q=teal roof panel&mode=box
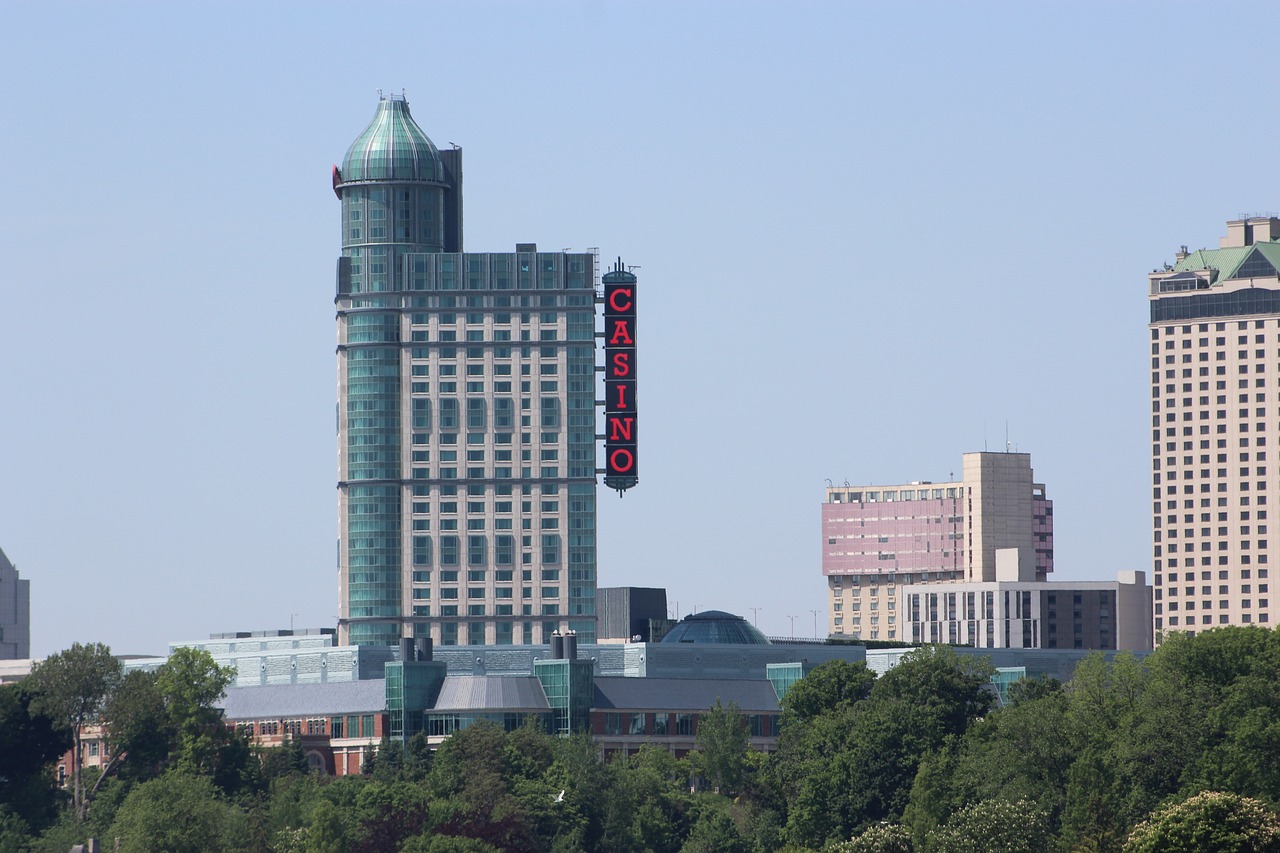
[340,98,443,183]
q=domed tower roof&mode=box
[339,96,444,184]
[659,610,772,645]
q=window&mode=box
[467,398,485,429]
[439,398,459,429]
[440,536,460,566]
[468,535,486,566]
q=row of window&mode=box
[343,292,592,310]
[237,714,377,739]
[829,488,962,503]
[411,534,563,566]
[1164,613,1270,626]
[1154,320,1272,336]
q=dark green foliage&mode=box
[770,646,993,848]
[691,700,749,795]
[779,660,875,723]
[680,799,749,853]
[0,685,70,833]
[1006,676,1062,705]
[259,736,311,782]
[351,780,430,853]
[104,771,244,853]
[401,835,502,853]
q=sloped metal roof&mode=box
[218,679,386,720]
[431,675,550,712]
[1174,243,1280,280]
[593,677,780,712]
[340,97,443,183]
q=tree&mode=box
[872,647,993,737]
[400,835,501,853]
[691,700,749,795]
[904,689,1074,844]
[779,659,876,724]
[0,685,71,833]
[679,803,748,853]
[771,646,995,848]
[1124,791,1280,853]
[305,798,351,853]
[155,646,236,777]
[924,798,1050,853]
[830,822,914,853]
[25,642,121,820]
[351,780,431,853]
[88,669,173,802]
[104,771,243,853]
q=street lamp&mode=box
[749,607,761,626]
[787,615,798,637]
[810,609,820,638]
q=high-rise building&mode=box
[1146,216,1280,638]
[334,96,601,647]
[821,452,1151,649]
[0,545,31,660]
[823,452,1054,584]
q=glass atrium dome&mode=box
[659,610,771,645]
[339,96,444,183]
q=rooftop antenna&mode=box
[377,88,383,99]
[1005,421,1011,453]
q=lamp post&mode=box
[810,609,820,638]
[749,607,761,626]
[787,615,798,637]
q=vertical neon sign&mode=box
[602,259,638,494]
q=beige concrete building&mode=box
[822,452,1152,650]
[1147,216,1280,639]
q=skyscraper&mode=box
[0,545,30,660]
[1147,216,1280,638]
[334,96,601,647]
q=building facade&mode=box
[822,452,1053,582]
[334,96,600,647]
[1147,217,1280,638]
[822,452,1053,640]
[0,546,31,660]
[821,452,1151,649]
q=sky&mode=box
[1,1,1277,657]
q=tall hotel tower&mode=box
[334,96,601,647]
[1147,216,1280,637]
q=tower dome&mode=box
[339,96,444,184]
[659,610,772,645]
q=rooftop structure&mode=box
[658,610,771,645]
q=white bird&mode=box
[554,789,565,803]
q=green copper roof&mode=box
[1174,243,1280,281]
[340,98,443,183]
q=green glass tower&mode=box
[335,96,598,647]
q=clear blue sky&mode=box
[1,2,1276,656]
